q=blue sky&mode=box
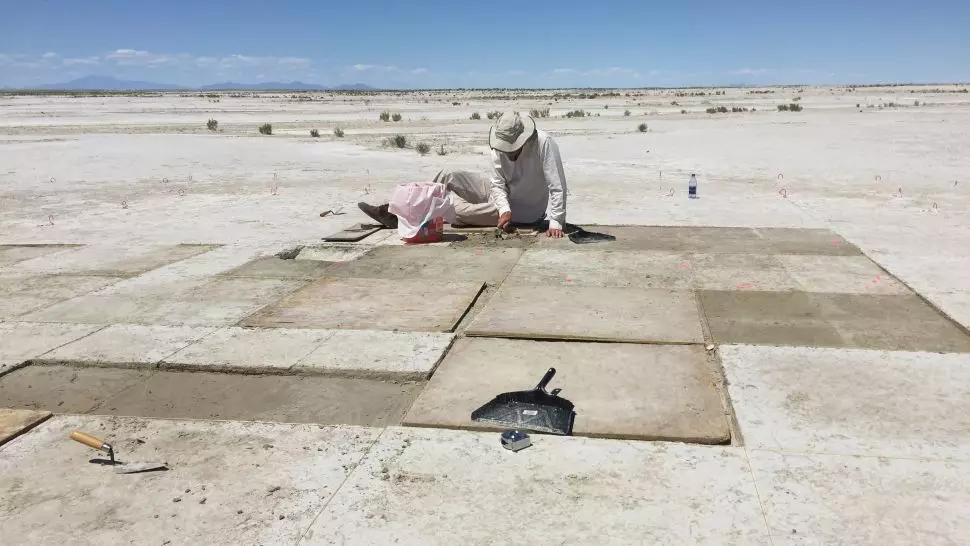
[2,0,968,88]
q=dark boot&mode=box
[358,202,398,229]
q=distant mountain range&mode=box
[25,75,375,91]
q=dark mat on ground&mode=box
[0,365,424,427]
[700,290,970,352]
[243,278,484,332]
[323,223,383,242]
[314,246,524,284]
[539,226,862,255]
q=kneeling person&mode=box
[358,111,568,238]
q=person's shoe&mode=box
[358,202,398,229]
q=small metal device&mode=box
[501,430,532,452]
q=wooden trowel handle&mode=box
[535,368,557,392]
[70,431,109,452]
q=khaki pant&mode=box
[433,169,499,227]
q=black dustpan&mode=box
[471,368,575,435]
[567,226,617,245]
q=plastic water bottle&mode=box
[688,174,698,199]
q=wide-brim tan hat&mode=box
[488,111,536,153]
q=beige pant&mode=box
[433,169,499,227]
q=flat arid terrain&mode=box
[2,86,970,544]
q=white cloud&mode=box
[354,63,398,72]
[352,63,426,75]
[41,52,58,59]
[0,53,56,70]
[106,49,177,66]
[731,68,769,76]
[106,49,145,61]
[62,56,100,66]
[551,66,641,78]
[221,54,260,67]
[277,56,310,66]
[96,50,316,71]
[215,54,310,69]
[587,66,641,77]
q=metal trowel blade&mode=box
[114,461,168,474]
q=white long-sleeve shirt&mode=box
[489,130,567,230]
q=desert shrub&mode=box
[731,107,749,113]
[309,129,320,137]
[856,103,860,108]
[333,127,345,138]
[486,111,503,120]
[604,105,609,109]
[529,107,550,118]
[391,112,402,122]
[706,107,716,114]
[391,134,407,148]
[564,109,587,118]
[706,106,729,114]
[671,101,679,106]
[637,123,648,132]
[258,123,272,135]
[681,109,687,114]
[379,111,391,122]
[206,119,218,131]
[777,104,790,111]
[789,103,803,112]
[624,109,631,116]
[416,142,430,156]
[470,112,481,120]
[914,100,920,106]
[436,144,447,156]
[793,96,802,102]
[452,101,461,106]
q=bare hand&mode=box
[547,228,564,238]
[497,211,512,232]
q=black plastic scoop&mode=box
[471,368,575,435]
[567,227,617,245]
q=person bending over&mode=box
[358,110,568,238]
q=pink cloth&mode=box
[388,182,456,238]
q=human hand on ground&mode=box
[546,228,564,238]
[497,211,512,232]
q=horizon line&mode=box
[4,82,970,93]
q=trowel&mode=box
[70,431,168,474]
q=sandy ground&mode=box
[2,86,970,543]
[4,85,967,322]
[2,86,968,246]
